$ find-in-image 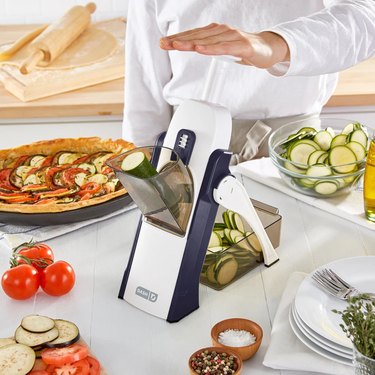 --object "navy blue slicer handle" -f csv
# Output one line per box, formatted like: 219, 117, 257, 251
166, 149, 232, 322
